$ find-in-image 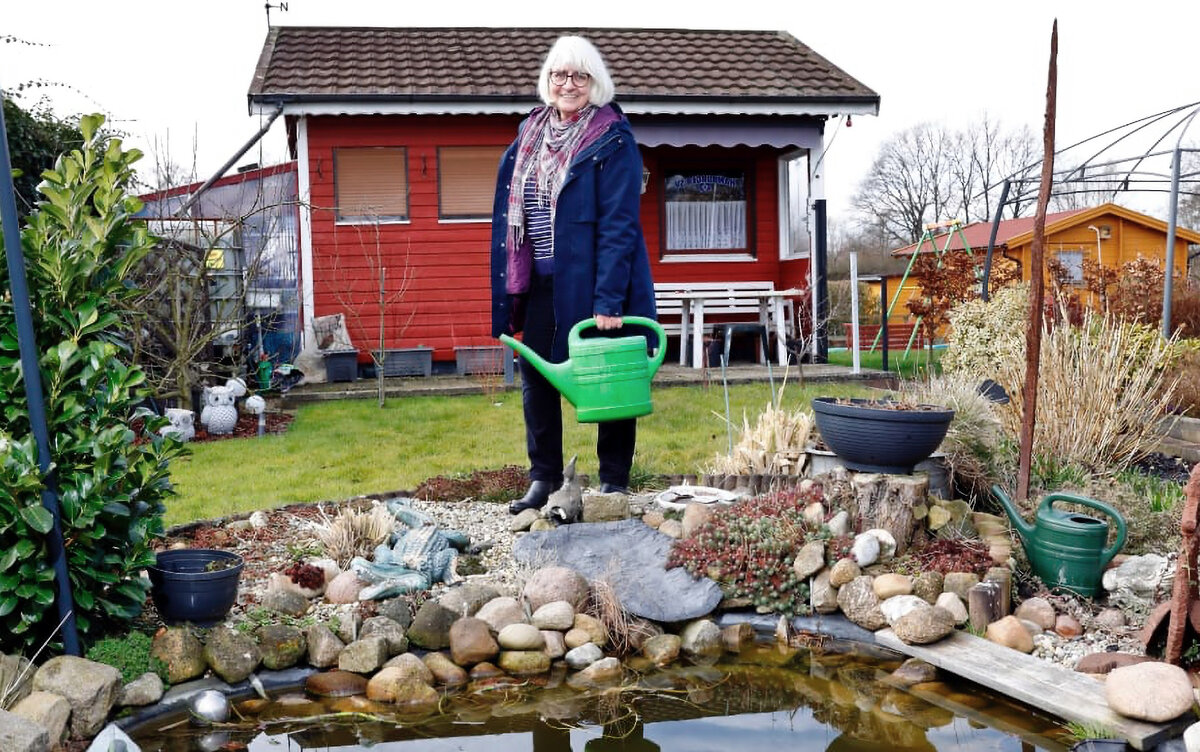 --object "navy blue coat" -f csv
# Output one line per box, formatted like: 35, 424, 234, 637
490, 105, 657, 362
